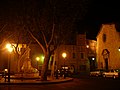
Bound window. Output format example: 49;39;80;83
80;53;84;59
102;34;106;42
81;46;85;51
73;53;75;58
77;46;85;52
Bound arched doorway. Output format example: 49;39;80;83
102;49;110;70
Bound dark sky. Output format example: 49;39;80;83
0;0;120;40
76;0;120;39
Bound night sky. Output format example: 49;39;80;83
0;0;120;40
76;0;120;39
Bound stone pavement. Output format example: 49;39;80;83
0;76;73;85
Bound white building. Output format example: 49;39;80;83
96;23;120;70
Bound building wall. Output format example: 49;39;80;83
0;34;92;74
54;34;90;74
86;39;97;71
76;34;89;73
97;24;120;70
55;45;77;71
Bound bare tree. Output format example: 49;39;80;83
0;0;91;81
21;0;77;80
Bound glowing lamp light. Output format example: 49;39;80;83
6;44;11;49
36;55;44;64
6;44;13;52
36;57;40;61
4;69;8;72
92;57;95;60
86;45;89;48
41;56;44;60
62;52;67;59
41;56;44;63
118;47;120;52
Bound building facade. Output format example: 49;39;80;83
96;23;120;70
0;34;97;75
54;34;96;74
86;39;97;71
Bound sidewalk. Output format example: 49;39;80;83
0;77;73;85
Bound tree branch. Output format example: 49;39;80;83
41;30;48;48
0;24;7;33
48;23;55;47
27;30;46;54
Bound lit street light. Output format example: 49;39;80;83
36;55;44;70
62;52;67;78
36;57;40;70
62;52;67;68
6;43;13;82
4;69;8;82
6;44;13;52
62;52;67;59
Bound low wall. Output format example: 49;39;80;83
15;73;39;78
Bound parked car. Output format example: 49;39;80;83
90;69;104;77
102;69;119;79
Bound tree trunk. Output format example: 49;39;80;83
51;57;56;79
41;51;51;81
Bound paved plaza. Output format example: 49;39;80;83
0;76;73;85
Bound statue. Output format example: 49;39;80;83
15;46;39;78
21;58;38;73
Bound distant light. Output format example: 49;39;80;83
62;67;68;69
86;45;89;48
41;56;44;60
36;57;40;61
92;58;95;60
4;69;8;72
62;52;67;58
40;55;44;63
118;47;120;52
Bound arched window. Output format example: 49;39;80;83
102;34;106;42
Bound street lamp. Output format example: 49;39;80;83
36;57;40;70
62;52;67;66
4;69;8;82
62;52;67;78
6;43;13;82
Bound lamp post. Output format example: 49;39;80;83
36;57;40;70
6;44;13;82
4;69;8;82
62;52;67;78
